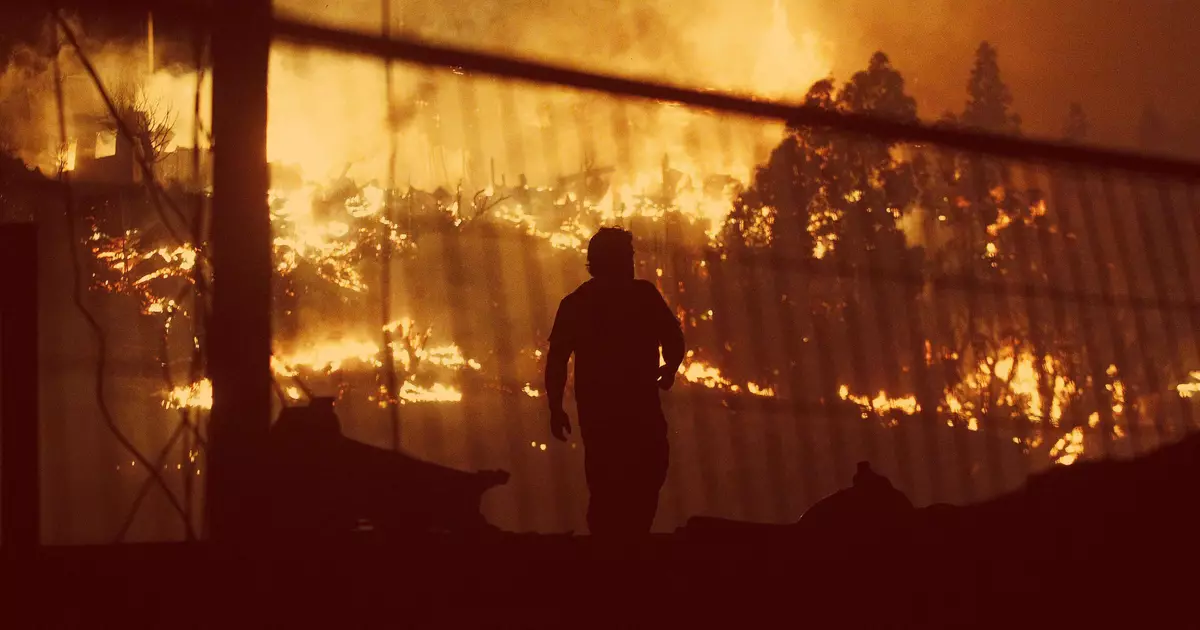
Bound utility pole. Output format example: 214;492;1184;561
147;11;154;75
0;225;39;553
207;0;272;542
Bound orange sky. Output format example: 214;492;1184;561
808;0;1199;152
274;0;1199;155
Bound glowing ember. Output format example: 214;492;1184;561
161;316;477;409
678;360;733;390
747;382;775;397
1106;364;1126;419
838;385;921;416
1049;427;1085;465
277;339;382;373
807;208;840;259
397;382;463;404
89;229;202;315
522;384;541;398
268;184;389;293
1175;371;1200;398
165;379;212;410
273;320;479;376
944;347;1078;447
417;345;483;371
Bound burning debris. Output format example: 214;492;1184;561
1176;371;1200;398
839;385;921;419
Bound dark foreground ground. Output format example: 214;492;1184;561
4;432;1199;628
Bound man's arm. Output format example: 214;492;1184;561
545;298;574;440
649;283;685;388
545;343;571;415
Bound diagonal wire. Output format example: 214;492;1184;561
54;11;198;251
52;21;196;538
267;16;1200;180
60;8;217;533
114;420;190;542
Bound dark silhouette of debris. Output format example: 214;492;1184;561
680;460;915;545
7;432;1200;628
265;397;509;537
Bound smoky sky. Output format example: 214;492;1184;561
280;0;1200;154
811;0;1200;152
11;0;1193;156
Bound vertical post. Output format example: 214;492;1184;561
0;224;39;551
207;0;272;542
381;0;401;450
147;11;155;75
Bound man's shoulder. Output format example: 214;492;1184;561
561;280;594;303
562;279;660;303
634;279;660;292
634;279;666;301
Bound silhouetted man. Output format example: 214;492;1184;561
545;227;685;536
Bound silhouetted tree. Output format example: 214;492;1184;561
960;42;1021;135
1063;102;1088;142
909;44;1131;455
111;86;178;166
720;53;925;400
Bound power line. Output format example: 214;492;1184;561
51;25;196;538
265;17;1200;181
47;0;1200;179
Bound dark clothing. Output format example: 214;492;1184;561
549;278;684;535
579;392;670;535
550;278;684;407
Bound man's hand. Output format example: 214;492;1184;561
550;407;572;441
657;364;678;391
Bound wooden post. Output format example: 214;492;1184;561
0;224;39;551
206;0;273;542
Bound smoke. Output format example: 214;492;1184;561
802;0;1200;153
275;0;830;99
9;0;1194;180
0;15;212;174
280;0;1200;154
263;0;831;188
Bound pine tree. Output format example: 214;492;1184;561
1063;102;1088;142
725;54;926;402
961;42;1021;134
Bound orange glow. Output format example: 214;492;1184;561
1049;427;1085;465
397;382;463;404
678;360;733;390
839;385;920;416
1175;371;1200;398
752;0;830;102
747;382;775;397
164;379;212;410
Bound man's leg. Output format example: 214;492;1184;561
583;426;668;536
629;425;669;533
583;433;631;536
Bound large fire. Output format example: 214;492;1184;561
27;6;1187;475
74;16;822;415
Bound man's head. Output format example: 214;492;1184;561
586;227;635;280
